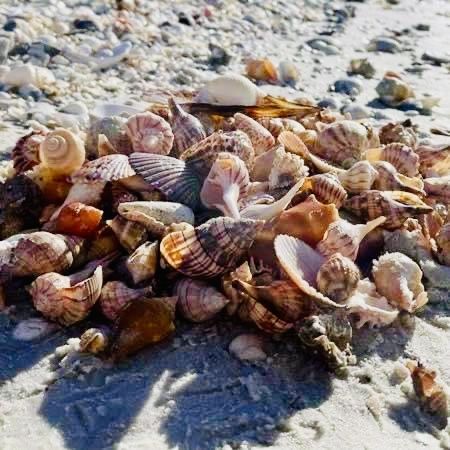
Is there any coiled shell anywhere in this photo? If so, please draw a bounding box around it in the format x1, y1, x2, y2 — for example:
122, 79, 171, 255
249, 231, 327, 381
12, 130, 45, 173
372, 161, 424, 195
107, 216, 148, 253
71, 154, 135, 183
126, 241, 159, 285
234, 113, 275, 155
365, 143, 419, 177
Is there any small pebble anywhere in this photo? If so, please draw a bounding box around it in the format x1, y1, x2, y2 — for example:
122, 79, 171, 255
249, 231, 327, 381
368, 37, 401, 53
343, 103, 372, 119
306, 38, 339, 55
348, 58, 375, 78
3, 20, 16, 32
318, 96, 341, 110
0, 37, 10, 64
73, 19, 98, 31
332, 78, 363, 96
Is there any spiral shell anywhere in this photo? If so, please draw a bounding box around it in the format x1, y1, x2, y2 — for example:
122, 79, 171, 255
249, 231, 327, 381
337, 160, 378, 193
234, 113, 275, 155
107, 215, 148, 253
39, 128, 86, 175
229, 334, 267, 361
12, 130, 45, 173
416, 144, 450, 178
125, 112, 174, 155
125, 241, 158, 285
71, 154, 135, 183
301, 174, 347, 208
372, 161, 424, 195
365, 143, 419, 177
168, 97, 206, 157
30, 266, 103, 326
316, 253, 361, 302
174, 278, 229, 322
160, 217, 264, 278
372, 252, 428, 312
379, 121, 418, 149
79, 326, 111, 354
435, 222, 450, 266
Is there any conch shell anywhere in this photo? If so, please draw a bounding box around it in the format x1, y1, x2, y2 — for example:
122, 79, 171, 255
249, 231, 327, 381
372, 161, 424, 195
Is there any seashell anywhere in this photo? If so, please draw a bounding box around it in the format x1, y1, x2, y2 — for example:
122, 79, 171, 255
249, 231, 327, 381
160, 216, 264, 278
436, 222, 450, 266
125, 241, 158, 285
174, 278, 229, 322
107, 216, 148, 253
129, 153, 201, 210
180, 131, 255, 179
337, 160, 378, 193
111, 297, 175, 360
279, 61, 300, 85
54, 202, 103, 238
246, 58, 278, 83
79, 326, 111, 354
274, 195, 339, 246
376, 76, 415, 106
200, 152, 250, 218
274, 235, 344, 309
234, 113, 275, 155
110, 182, 139, 212
317, 217, 387, 261
229, 334, 267, 361
251, 145, 280, 181
239, 192, 274, 211
314, 120, 379, 167
268, 146, 308, 192
372, 252, 428, 312
348, 58, 376, 78
125, 112, 174, 155
344, 190, 433, 230
12, 317, 59, 341
71, 154, 135, 183
222, 261, 253, 316
379, 120, 418, 149
300, 174, 347, 208
365, 143, 419, 177
372, 161, 424, 195
196, 74, 265, 106
87, 226, 120, 261
316, 253, 361, 303
99, 281, 153, 321
345, 279, 399, 328
30, 265, 103, 326
416, 144, 450, 178
39, 128, 86, 176
98, 134, 118, 156
281, 119, 306, 135
257, 117, 284, 137
12, 130, 45, 173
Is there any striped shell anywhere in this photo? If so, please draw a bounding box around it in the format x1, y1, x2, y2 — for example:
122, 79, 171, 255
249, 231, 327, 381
436, 223, 450, 266
337, 160, 378, 193
30, 266, 102, 326
126, 241, 158, 285
12, 130, 45, 173
234, 113, 275, 155
160, 216, 264, 278
301, 174, 347, 208
125, 112, 174, 155
107, 216, 148, 253
174, 278, 229, 322
379, 121, 418, 148
200, 152, 250, 218
416, 144, 450, 178
258, 118, 284, 137
71, 154, 135, 183
365, 143, 419, 177
372, 161, 424, 195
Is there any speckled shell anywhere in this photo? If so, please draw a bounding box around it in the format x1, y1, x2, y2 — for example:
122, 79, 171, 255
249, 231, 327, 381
365, 143, 419, 177
125, 112, 174, 155
126, 241, 158, 285
301, 174, 347, 208
71, 154, 135, 183
200, 152, 250, 218
416, 144, 450, 178
436, 223, 450, 266
12, 130, 45, 173
107, 216, 148, 253
379, 121, 418, 149
168, 97, 206, 157
99, 281, 153, 321
234, 113, 275, 155
30, 266, 102, 326
337, 160, 378, 193
39, 128, 86, 176
222, 261, 253, 316
344, 190, 433, 230
79, 326, 111, 354
180, 131, 255, 179
316, 253, 361, 303
372, 252, 428, 312
174, 278, 229, 322
160, 217, 264, 278
373, 161, 424, 195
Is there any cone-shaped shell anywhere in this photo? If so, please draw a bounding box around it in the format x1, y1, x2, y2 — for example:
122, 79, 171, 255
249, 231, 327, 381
107, 216, 148, 253
234, 113, 275, 155
126, 241, 158, 285
372, 161, 424, 195
365, 143, 419, 177
71, 154, 135, 183
301, 174, 347, 208
39, 128, 85, 176
160, 217, 264, 278
175, 278, 229, 322
30, 266, 102, 326
12, 130, 45, 173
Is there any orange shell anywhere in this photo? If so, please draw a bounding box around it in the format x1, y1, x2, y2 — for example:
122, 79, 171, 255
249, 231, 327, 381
55, 202, 103, 238
246, 59, 278, 83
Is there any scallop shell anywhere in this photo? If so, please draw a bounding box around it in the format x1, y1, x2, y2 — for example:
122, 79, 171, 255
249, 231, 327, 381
337, 160, 378, 193
168, 97, 206, 157
39, 128, 86, 176
436, 222, 450, 266
246, 58, 278, 83
300, 174, 347, 208
99, 281, 153, 321
125, 241, 158, 285
71, 154, 135, 183
79, 326, 111, 354
107, 216, 148, 253
234, 113, 275, 155
129, 153, 202, 210
372, 161, 424, 195
12, 130, 45, 173
160, 216, 264, 278
174, 278, 229, 322
54, 202, 103, 238
200, 152, 250, 218
30, 266, 103, 326
344, 190, 433, 230
365, 143, 419, 177
229, 334, 267, 361
125, 112, 174, 155
416, 144, 450, 178
316, 253, 361, 303
222, 261, 253, 316
379, 121, 418, 149
372, 252, 428, 312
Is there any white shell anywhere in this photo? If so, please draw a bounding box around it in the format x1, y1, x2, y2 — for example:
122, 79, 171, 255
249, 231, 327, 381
229, 334, 267, 361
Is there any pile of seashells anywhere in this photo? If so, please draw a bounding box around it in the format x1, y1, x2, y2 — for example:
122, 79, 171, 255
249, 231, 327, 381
1, 73, 449, 369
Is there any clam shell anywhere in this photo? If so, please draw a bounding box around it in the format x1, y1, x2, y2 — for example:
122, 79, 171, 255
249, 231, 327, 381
365, 143, 419, 177
12, 130, 45, 173
71, 154, 135, 183
107, 215, 148, 253
126, 241, 158, 285
234, 112, 275, 155
229, 334, 267, 361
301, 174, 347, 208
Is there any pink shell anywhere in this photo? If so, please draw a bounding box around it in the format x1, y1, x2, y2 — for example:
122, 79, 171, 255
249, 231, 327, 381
71, 154, 135, 183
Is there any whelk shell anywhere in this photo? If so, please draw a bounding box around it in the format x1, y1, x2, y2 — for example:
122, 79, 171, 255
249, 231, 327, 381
107, 215, 148, 253
379, 120, 418, 149
300, 174, 347, 208
365, 143, 419, 177
126, 241, 159, 285
229, 334, 267, 361
71, 154, 135, 183
372, 161, 424, 195
234, 112, 275, 155
12, 130, 45, 173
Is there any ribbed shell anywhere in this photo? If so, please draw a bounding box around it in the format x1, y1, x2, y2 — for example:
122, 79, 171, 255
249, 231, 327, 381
71, 154, 135, 183
12, 130, 45, 173
379, 121, 418, 148
337, 160, 378, 193
416, 144, 450, 178
372, 161, 424, 195
365, 143, 419, 177
160, 217, 264, 278
107, 216, 148, 253
257, 117, 284, 137
302, 174, 347, 208
126, 241, 158, 285
234, 113, 275, 155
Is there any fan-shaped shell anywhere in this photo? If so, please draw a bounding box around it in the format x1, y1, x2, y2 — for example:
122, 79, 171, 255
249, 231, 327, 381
301, 174, 347, 208
365, 143, 419, 177
373, 161, 424, 195
125, 112, 174, 155
12, 130, 45, 173
107, 215, 148, 253
71, 154, 135, 183
234, 113, 275, 155
39, 128, 86, 176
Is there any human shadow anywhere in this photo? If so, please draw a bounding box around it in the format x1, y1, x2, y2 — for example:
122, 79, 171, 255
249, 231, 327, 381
38, 318, 333, 450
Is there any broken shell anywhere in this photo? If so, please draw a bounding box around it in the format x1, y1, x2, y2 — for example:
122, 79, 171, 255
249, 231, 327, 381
301, 174, 347, 208
107, 215, 148, 253
54, 202, 103, 238
337, 160, 379, 193
71, 154, 135, 183
229, 334, 267, 361
372, 252, 428, 312
316, 253, 361, 303
12, 130, 45, 173
222, 261, 253, 316
79, 326, 111, 354
39, 128, 86, 176
436, 222, 450, 266
416, 144, 450, 178
160, 217, 264, 278
200, 152, 250, 218
175, 277, 229, 322
246, 58, 278, 83
365, 143, 419, 177
234, 112, 275, 155
251, 145, 280, 181
125, 112, 174, 155
372, 161, 424, 195
125, 241, 158, 285
99, 281, 153, 321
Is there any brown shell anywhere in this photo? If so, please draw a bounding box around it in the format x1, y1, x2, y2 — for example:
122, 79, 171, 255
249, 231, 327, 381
372, 161, 424, 195
300, 174, 347, 208
54, 202, 103, 238
234, 112, 275, 155
107, 216, 148, 253
416, 144, 450, 178
110, 182, 139, 213
221, 261, 253, 316
11, 130, 45, 173
379, 121, 418, 149
365, 143, 419, 177
79, 326, 111, 354
246, 58, 278, 83
125, 241, 159, 285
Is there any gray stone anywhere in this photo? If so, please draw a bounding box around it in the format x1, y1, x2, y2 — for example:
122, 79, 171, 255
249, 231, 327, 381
306, 38, 340, 55
343, 103, 372, 119
333, 78, 363, 96
318, 96, 341, 110
368, 37, 401, 53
